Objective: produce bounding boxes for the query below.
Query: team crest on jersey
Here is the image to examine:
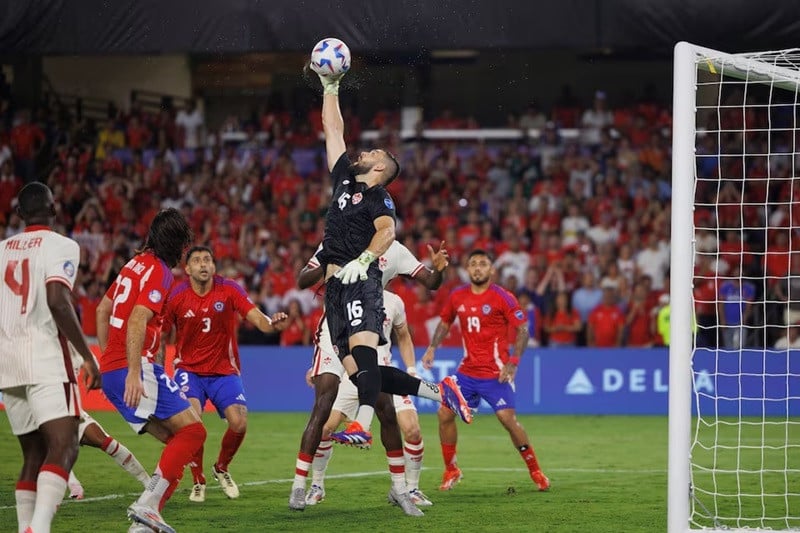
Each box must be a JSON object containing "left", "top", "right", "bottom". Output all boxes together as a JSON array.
[
  {"left": 352, "top": 192, "right": 363, "bottom": 205},
  {"left": 514, "top": 310, "right": 525, "bottom": 320},
  {"left": 214, "top": 301, "right": 225, "bottom": 312},
  {"left": 384, "top": 198, "right": 394, "bottom": 209},
  {"left": 148, "top": 290, "right": 162, "bottom": 303},
  {"left": 63, "top": 261, "right": 75, "bottom": 278},
  {"left": 482, "top": 304, "right": 491, "bottom": 315}
]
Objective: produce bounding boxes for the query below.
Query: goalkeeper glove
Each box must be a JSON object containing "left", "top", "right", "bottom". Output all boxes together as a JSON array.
[
  {"left": 335, "top": 250, "right": 377, "bottom": 284},
  {"left": 310, "top": 64, "right": 344, "bottom": 95}
]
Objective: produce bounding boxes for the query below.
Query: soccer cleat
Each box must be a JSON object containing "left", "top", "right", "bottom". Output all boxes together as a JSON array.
[
  {"left": 439, "top": 467, "right": 463, "bottom": 491},
  {"left": 305, "top": 483, "right": 325, "bottom": 505},
  {"left": 440, "top": 376, "right": 473, "bottom": 424},
  {"left": 189, "top": 482, "right": 206, "bottom": 502},
  {"left": 531, "top": 469, "right": 550, "bottom": 491},
  {"left": 289, "top": 487, "right": 306, "bottom": 511},
  {"left": 329, "top": 421, "right": 373, "bottom": 449},
  {"left": 212, "top": 465, "right": 240, "bottom": 499},
  {"left": 68, "top": 479, "right": 85, "bottom": 500},
  {"left": 387, "top": 488, "right": 424, "bottom": 517},
  {"left": 127, "top": 502, "right": 175, "bottom": 533},
  {"left": 128, "top": 523, "right": 155, "bottom": 533},
  {"left": 408, "top": 488, "right": 433, "bottom": 506}
]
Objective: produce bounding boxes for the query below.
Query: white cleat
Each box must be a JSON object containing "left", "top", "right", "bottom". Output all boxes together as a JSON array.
[
  {"left": 388, "top": 488, "right": 424, "bottom": 517},
  {"left": 212, "top": 465, "right": 239, "bottom": 499},
  {"left": 289, "top": 487, "right": 306, "bottom": 511},
  {"left": 127, "top": 502, "right": 175, "bottom": 533},
  {"left": 409, "top": 488, "right": 433, "bottom": 506},
  {"left": 128, "top": 522, "right": 155, "bottom": 533},
  {"left": 68, "top": 480, "right": 85, "bottom": 500},
  {"left": 305, "top": 484, "right": 325, "bottom": 505},
  {"left": 189, "top": 483, "right": 206, "bottom": 502}
]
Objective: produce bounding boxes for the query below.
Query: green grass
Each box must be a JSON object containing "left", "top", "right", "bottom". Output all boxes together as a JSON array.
[{"left": 1, "top": 413, "right": 672, "bottom": 532}]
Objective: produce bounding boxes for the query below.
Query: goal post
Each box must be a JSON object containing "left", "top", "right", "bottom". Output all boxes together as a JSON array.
[{"left": 669, "top": 41, "right": 800, "bottom": 533}]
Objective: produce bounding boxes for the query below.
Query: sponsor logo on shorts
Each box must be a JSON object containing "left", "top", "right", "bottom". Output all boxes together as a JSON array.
[
  {"left": 63, "top": 261, "right": 75, "bottom": 278},
  {"left": 214, "top": 301, "right": 225, "bottom": 312},
  {"left": 149, "top": 290, "right": 162, "bottom": 303},
  {"left": 350, "top": 318, "right": 362, "bottom": 327}
]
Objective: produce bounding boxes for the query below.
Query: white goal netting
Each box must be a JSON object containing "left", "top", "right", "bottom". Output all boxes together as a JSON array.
[{"left": 687, "top": 47, "right": 800, "bottom": 531}]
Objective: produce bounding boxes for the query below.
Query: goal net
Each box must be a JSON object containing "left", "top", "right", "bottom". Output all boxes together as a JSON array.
[{"left": 670, "top": 42, "right": 800, "bottom": 533}]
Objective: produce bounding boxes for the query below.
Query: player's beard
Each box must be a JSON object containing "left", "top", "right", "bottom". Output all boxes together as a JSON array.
[
  {"left": 348, "top": 161, "right": 372, "bottom": 176},
  {"left": 470, "top": 272, "right": 491, "bottom": 287}
]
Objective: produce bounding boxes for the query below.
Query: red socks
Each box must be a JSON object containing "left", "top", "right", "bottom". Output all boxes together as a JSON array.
[
  {"left": 518, "top": 444, "right": 541, "bottom": 472},
  {"left": 158, "top": 422, "right": 206, "bottom": 483},
  {"left": 215, "top": 429, "right": 246, "bottom": 472},
  {"left": 441, "top": 443, "right": 458, "bottom": 470}
]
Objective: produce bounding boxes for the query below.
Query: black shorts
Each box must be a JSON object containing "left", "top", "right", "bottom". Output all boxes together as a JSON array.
[{"left": 325, "top": 275, "right": 387, "bottom": 360}]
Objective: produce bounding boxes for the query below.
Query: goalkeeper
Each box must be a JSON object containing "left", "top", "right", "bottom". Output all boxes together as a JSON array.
[{"left": 308, "top": 60, "right": 421, "bottom": 447}]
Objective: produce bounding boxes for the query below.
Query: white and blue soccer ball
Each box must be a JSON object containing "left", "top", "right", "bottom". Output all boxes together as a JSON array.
[{"left": 310, "top": 38, "right": 351, "bottom": 77}]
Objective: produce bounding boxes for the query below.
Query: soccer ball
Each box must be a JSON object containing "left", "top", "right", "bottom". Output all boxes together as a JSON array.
[{"left": 310, "top": 38, "right": 351, "bottom": 77}]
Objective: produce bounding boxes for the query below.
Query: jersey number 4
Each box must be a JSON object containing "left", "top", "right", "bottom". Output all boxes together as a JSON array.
[{"left": 4, "top": 259, "right": 30, "bottom": 314}]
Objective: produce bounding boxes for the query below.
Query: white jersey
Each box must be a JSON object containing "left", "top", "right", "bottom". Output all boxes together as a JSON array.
[
  {"left": 0, "top": 227, "right": 80, "bottom": 388},
  {"left": 378, "top": 291, "right": 407, "bottom": 364},
  {"left": 307, "top": 240, "right": 425, "bottom": 288}
]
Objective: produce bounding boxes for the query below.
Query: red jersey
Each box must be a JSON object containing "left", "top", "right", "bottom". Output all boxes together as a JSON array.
[
  {"left": 101, "top": 252, "right": 174, "bottom": 373},
  {"left": 440, "top": 284, "right": 527, "bottom": 379},
  {"left": 588, "top": 304, "right": 625, "bottom": 347},
  {"left": 163, "top": 275, "right": 256, "bottom": 376}
]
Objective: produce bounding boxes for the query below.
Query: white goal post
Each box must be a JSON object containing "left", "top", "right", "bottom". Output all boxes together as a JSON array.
[{"left": 670, "top": 41, "right": 800, "bottom": 533}]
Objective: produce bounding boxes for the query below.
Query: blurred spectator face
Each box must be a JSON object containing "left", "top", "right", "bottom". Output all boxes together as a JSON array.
[
  {"left": 602, "top": 286, "right": 617, "bottom": 305},
  {"left": 555, "top": 291, "right": 569, "bottom": 309}
]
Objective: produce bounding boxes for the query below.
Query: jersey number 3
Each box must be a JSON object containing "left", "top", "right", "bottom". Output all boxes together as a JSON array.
[{"left": 4, "top": 259, "right": 30, "bottom": 314}]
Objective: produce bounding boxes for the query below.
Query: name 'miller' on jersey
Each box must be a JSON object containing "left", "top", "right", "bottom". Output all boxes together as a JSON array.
[
  {"left": 100, "top": 252, "right": 174, "bottom": 373},
  {"left": 317, "top": 153, "right": 396, "bottom": 278},
  {"left": 440, "top": 284, "right": 527, "bottom": 379},
  {"left": 0, "top": 227, "right": 80, "bottom": 388},
  {"left": 163, "top": 275, "right": 256, "bottom": 376}
]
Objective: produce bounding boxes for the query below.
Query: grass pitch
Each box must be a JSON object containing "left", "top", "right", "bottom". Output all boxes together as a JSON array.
[{"left": 0, "top": 412, "right": 669, "bottom": 532}]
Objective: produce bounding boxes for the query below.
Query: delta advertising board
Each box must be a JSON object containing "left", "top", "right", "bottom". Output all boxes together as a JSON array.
[{"left": 3, "top": 347, "right": 797, "bottom": 417}]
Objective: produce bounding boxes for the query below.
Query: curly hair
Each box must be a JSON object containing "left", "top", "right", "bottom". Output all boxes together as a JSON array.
[{"left": 138, "top": 208, "right": 193, "bottom": 268}]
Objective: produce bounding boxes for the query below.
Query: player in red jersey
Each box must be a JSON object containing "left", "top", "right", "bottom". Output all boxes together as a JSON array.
[
  {"left": 96, "top": 208, "right": 204, "bottom": 533},
  {"left": 423, "top": 249, "right": 550, "bottom": 493},
  {"left": 163, "top": 245, "right": 286, "bottom": 502}
]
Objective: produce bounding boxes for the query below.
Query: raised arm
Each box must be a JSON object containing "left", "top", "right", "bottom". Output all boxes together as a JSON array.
[{"left": 322, "top": 93, "right": 347, "bottom": 172}]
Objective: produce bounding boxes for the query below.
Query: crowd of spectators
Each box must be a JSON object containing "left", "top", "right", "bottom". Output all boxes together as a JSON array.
[{"left": 0, "top": 83, "right": 797, "bottom": 350}]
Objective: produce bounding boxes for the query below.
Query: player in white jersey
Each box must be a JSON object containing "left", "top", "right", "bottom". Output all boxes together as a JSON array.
[
  {"left": 65, "top": 347, "right": 150, "bottom": 500},
  {"left": 306, "top": 290, "right": 432, "bottom": 507},
  {"left": 0, "top": 182, "right": 101, "bottom": 533},
  {"left": 289, "top": 240, "right": 466, "bottom": 515}
]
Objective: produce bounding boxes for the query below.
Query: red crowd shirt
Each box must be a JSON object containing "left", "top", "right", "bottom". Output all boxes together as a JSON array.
[
  {"left": 588, "top": 304, "right": 625, "bottom": 347},
  {"left": 440, "top": 284, "right": 527, "bottom": 379},
  {"left": 100, "top": 252, "right": 174, "bottom": 373},
  {"left": 163, "top": 275, "right": 256, "bottom": 376}
]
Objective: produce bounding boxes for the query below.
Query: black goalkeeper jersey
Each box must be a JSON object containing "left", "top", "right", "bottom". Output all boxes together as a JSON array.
[{"left": 317, "top": 153, "right": 396, "bottom": 279}]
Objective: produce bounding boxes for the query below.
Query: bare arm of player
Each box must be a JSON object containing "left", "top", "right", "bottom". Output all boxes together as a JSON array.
[
  {"left": 367, "top": 215, "right": 396, "bottom": 257},
  {"left": 322, "top": 92, "right": 346, "bottom": 172},
  {"left": 96, "top": 296, "right": 112, "bottom": 352},
  {"left": 245, "top": 307, "right": 288, "bottom": 333},
  {"left": 124, "top": 305, "right": 154, "bottom": 408},
  {"left": 393, "top": 322, "right": 418, "bottom": 375},
  {"left": 499, "top": 322, "right": 529, "bottom": 384},
  {"left": 412, "top": 241, "right": 450, "bottom": 290},
  {"left": 47, "top": 282, "right": 101, "bottom": 390},
  {"left": 297, "top": 264, "right": 324, "bottom": 290},
  {"left": 422, "top": 318, "right": 452, "bottom": 369}
]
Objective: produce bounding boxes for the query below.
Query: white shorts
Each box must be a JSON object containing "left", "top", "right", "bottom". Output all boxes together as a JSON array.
[
  {"left": 310, "top": 318, "right": 346, "bottom": 379},
  {"left": 3, "top": 382, "right": 81, "bottom": 436},
  {"left": 332, "top": 377, "right": 417, "bottom": 420}
]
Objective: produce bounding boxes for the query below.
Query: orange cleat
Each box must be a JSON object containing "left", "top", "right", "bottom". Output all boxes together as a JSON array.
[
  {"left": 531, "top": 469, "right": 550, "bottom": 491},
  {"left": 439, "top": 467, "right": 463, "bottom": 491}
]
